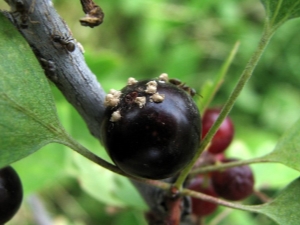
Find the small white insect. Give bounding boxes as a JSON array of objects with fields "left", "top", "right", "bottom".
[
  {"left": 134, "top": 96, "right": 146, "bottom": 108},
  {"left": 110, "top": 110, "right": 121, "bottom": 122},
  {"left": 159, "top": 73, "right": 169, "bottom": 82},
  {"left": 150, "top": 92, "right": 165, "bottom": 103},
  {"left": 104, "top": 89, "right": 122, "bottom": 107},
  {"left": 127, "top": 77, "right": 138, "bottom": 85},
  {"left": 145, "top": 80, "right": 157, "bottom": 94},
  {"left": 109, "top": 89, "right": 121, "bottom": 98}
]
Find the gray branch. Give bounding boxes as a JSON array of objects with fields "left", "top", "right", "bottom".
[{"left": 4, "top": 0, "right": 106, "bottom": 141}]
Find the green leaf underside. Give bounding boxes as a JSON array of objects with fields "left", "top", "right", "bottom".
[
  {"left": 244, "top": 176, "right": 300, "bottom": 225},
  {"left": 71, "top": 152, "right": 148, "bottom": 209},
  {"left": 262, "top": 117, "right": 300, "bottom": 172},
  {"left": 0, "top": 13, "right": 65, "bottom": 167},
  {"left": 261, "top": 0, "right": 300, "bottom": 29}
]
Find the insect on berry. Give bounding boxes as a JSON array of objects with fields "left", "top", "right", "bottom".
[
  {"left": 100, "top": 74, "right": 201, "bottom": 179},
  {"left": 169, "top": 78, "right": 197, "bottom": 97}
]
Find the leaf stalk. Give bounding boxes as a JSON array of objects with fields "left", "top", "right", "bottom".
[{"left": 174, "top": 24, "right": 275, "bottom": 190}]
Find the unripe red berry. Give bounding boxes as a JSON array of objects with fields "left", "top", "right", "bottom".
[
  {"left": 188, "top": 176, "right": 218, "bottom": 217},
  {"left": 211, "top": 159, "right": 254, "bottom": 201},
  {"left": 202, "top": 108, "right": 234, "bottom": 154}
]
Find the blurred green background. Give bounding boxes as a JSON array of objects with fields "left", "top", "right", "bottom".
[{"left": 1, "top": 0, "right": 300, "bottom": 224}]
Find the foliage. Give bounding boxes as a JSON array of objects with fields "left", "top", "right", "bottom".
[
  {"left": 0, "top": 13, "right": 65, "bottom": 168},
  {"left": 1, "top": 0, "right": 300, "bottom": 224}
]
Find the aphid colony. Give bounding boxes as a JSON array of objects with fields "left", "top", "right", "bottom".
[{"left": 104, "top": 74, "right": 193, "bottom": 122}]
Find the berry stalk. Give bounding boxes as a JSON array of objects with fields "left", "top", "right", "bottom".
[
  {"left": 182, "top": 187, "right": 262, "bottom": 214},
  {"left": 190, "top": 156, "right": 272, "bottom": 175}
]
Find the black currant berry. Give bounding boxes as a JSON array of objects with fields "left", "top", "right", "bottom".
[
  {"left": 0, "top": 166, "right": 23, "bottom": 224},
  {"left": 188, "top": 176, "right": 218, "bottom": 217},
  {"left": 202, "top": 108, "right": 234, "bottom": 154},
  {"left": 100, "top": 75, "right": 201, "bottom": 179},
  {"left": 211, "top": 159, "right": 254, "bottom": 201}
]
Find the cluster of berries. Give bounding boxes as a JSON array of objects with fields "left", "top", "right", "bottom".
[
  {"left": 101, "top": 76, "right": 255, "bottom": 218},
  {"left": 188, "top": 108, "right": 254, "bottom": 217}
]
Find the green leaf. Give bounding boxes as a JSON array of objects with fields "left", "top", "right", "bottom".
[
  {"left": 0, "top": 13, "right": 66, "bottom": 167},
  {"left": 245, "top": 176, "right": 300, "bottom": 225},
  {"left": 262, "top": 118, "right": 300, "bottom": 172},
  {"left": 13, "top": 143, "right": 67, "bottom": 196},
  {"left": 261, "top": 0, "right": 300, "bottom": 30},
  {"left": 198, "top": 41, "right": 239, "bottom": 114},
  {"left": 70, "top": 151, "right": 148, "bottom": 210}
]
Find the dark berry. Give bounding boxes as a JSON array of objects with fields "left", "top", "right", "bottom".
[
  {"left": 100, "top": 77, "right": 201, "bottom": 179},
  {"left": 211, "top": 159, "right": 254, "bottom": 201},
  {"left": 0, "top": 166, "right": 23, "bottom": 224},
  {"left": 202, "top": 108, "right": 234, "bottom": 154},
  {"left": 188, "top": 176, "right": 218, "bottom": 217}
]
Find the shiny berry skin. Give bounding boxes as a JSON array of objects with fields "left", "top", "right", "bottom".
[
  {"left": 0, "top": 166, "right": 23, "bottom": 224},
  {"left": 188, "top": 176, "right": 218, "bottom": 217},
  {"left": 202, "top": 108, "right": 234, "bottom": 154},
  {"left": 100, "top": 78, "right": 201, "bottom": 179},
  {"left": 211, "top": 159, "right": 254, "bottom": 201}
]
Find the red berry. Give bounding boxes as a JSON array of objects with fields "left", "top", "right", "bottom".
[
  {"left": 0, "top": 166, "right": 23, "bottom": 224},
  {"left": 101, "top": 78, "right": 201, "bottom": 179},
  {"left": 202, "top": 108, "right": 234, "bottom": 154},
  {"left": 211, "top": 159, "right": 254, "bottom": 201},
  {"left": 188, "top": 176, "right": 218, "bottom": 217}
]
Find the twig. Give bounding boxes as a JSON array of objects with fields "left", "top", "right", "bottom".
[
  {"left": 27, "top": 194, "right": 53, "bottom": 225},
  {"left": 4, "top": 0, "right": 106, "bottom": 141},
  {"left": 208, "top": 208, "right": 233, "bottom": 225}
]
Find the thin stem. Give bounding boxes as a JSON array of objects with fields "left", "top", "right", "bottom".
[
  {"left": 208, "top": 208, "right": 233, "bottom": 225},
  {"left": 253, "top": 189, "right": 271, "bottom": 203},
  {"left": 27, "top": 195, "right": 53, "bottom": 225},
  {"left": 174, "top": 25, "right": 275, "bottom": 189},
  {"left": 190, "top": 156, "right": 272, "bottom": 176},
  {"left": 182, "top": 188, "right": 261, "bottom": 213},
  {"left": 57, "top": 132, "right": 171, "bottom": 190},
  {"left": 199, "top": 41, "right": 240, "bottom": 114}
]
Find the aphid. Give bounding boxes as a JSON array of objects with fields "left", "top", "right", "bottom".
[
  {"left": 110, "top": 110, "right": 121, "bottom": 122},
  {"left": 127, "top": 77, "right": 138, "bottom": 85},
  {"left": 52, "top": 34, "right": 76, "bottom": 52},
  {"left": 145, "top": 80, "right": 157, "bottom": 94},
  {"left": 134, "top": 96, "right": 146, "bottom": 108},
  {"left": 169, "top": 78, "right": 197, "bottom": 97},
  {"left": 150, "top": 92, "right": 165, "bottom": 103},
  {"left": 104, "top": 89, "right": 121, "bottom": 107},
  {"left": 158, "top": 73, "right": 169, "bottom": 82}
]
